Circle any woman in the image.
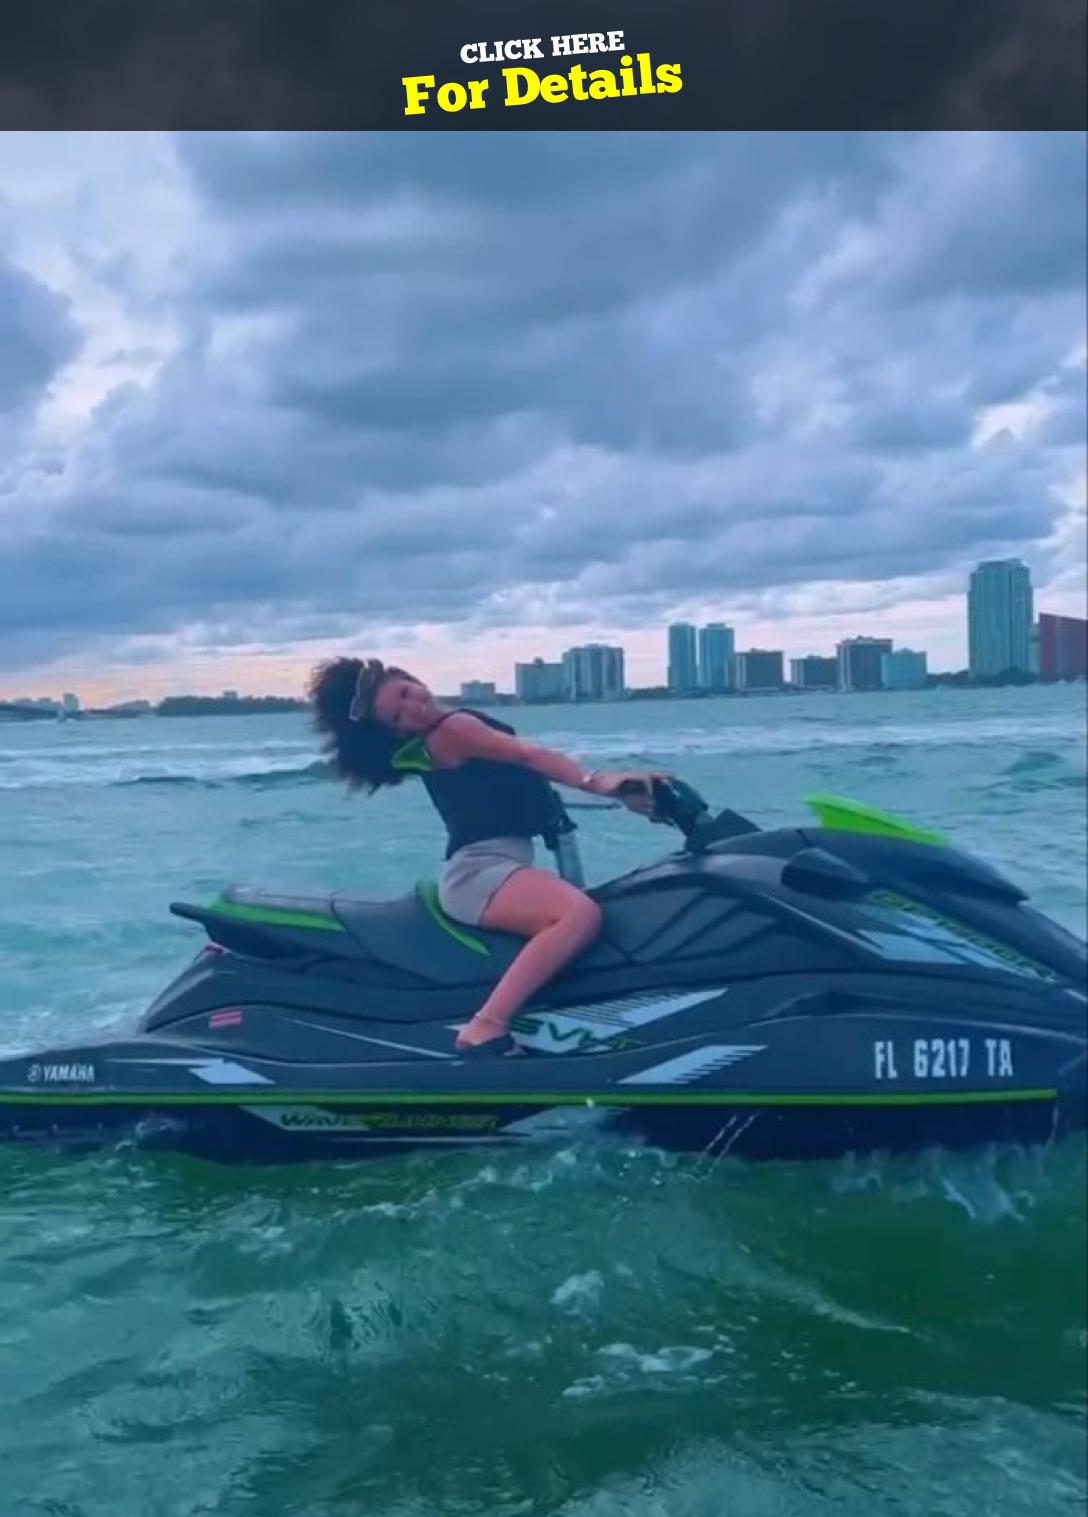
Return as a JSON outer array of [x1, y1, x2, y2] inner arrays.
[[308, 657, 661, 1056]]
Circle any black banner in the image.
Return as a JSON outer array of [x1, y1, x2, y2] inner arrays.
[[1, 0, 1085, 130]]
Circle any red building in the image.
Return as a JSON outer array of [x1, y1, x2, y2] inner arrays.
[[1037, 613, 1088, 680]]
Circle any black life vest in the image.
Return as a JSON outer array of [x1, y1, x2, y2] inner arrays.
[[393, 709, 561, 859]]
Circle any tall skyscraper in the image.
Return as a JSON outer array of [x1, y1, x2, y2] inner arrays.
[[562, 644, 625, 700], [837, 637, 893, 692], [667, 623, 698, 691], [697, 623, 735, 691], [968, 559, 1033, 677]]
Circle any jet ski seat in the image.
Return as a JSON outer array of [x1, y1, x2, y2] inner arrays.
[[173, 880, 638, 985], [334, 883, 524, 975], [172, 883, 527, 983]]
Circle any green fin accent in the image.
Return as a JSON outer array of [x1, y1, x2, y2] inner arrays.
[[392, 737, 435, 773], [415, 880, 491, 955], [6, 1089, 1059, 1110], [804, 794, 947, 847], [209, 896, 347, 932]]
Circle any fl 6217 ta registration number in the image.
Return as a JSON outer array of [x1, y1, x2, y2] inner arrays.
[[872, 1037, 1014, 1081]]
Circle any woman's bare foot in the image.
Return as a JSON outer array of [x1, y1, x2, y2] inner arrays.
[[454, 1013, 511, 1051]]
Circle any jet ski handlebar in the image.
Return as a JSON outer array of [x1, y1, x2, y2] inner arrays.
[[550, 777, 758, 882], [613, 776, 762, 850]]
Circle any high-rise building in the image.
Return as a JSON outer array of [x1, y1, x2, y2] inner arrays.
[[460, 680, 497, 703], [61, 692, 80, 713], [735, 649, 784, 690], [789, 656, 839, 690], [837, 637, 893, 692], [881, 649, 928, 690], [667, 623, 698, 691], [968, 559, 1033, 677], [562, 644, 625, 701], [1037, 613, 1088, 681], [697, 623, 735, 691], [515, 658, 565, 702]]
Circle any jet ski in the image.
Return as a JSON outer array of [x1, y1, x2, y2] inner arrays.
[[0, 779, 1084, 1164]]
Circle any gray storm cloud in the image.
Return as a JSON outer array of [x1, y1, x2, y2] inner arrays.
[[0, 130, 1083, 672]]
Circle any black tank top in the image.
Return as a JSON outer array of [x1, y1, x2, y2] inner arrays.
[[393, 709, 560, 859]]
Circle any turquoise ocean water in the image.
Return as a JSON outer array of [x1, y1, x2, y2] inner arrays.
[[1, 686, 1085, 1515]]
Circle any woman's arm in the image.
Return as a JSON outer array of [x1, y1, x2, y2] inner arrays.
[[427, 712, 598, 790], [426, 712, 663, 811]]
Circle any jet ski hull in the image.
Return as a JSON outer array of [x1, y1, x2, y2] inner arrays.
[[0, 1069, 1077, 1164], [2, 809, 1084, 1165], [1, 978, 1082, 1163]]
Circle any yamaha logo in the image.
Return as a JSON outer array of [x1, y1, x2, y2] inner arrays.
[[25, 1061, 96, 1085]]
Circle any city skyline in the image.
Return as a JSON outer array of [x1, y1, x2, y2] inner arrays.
[[0, 133, 1084, 707], [4, 561, 1080, 706], [10, 567, 1086, 711]]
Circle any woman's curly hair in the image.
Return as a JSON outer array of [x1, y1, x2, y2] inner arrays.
[[308, 656, 420, 792]]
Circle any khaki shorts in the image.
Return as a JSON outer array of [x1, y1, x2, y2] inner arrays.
[[437, 836, 535, 926]]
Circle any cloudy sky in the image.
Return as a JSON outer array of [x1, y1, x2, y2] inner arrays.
[[0, 131, 1084, 703]]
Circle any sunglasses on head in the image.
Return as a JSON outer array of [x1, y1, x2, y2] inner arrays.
[[348, 662, 384, 723]]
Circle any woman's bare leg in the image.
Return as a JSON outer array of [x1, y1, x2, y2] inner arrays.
[[454, 867, 603, 1049]]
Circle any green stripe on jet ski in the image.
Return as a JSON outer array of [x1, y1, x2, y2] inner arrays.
[[208, 897, 346, 932], [416, 881, 490, 955], [1, 1089, 1058, 1108]]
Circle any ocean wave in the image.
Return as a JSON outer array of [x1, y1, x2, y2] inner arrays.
[[990, 748, 1087, 795], [542, 717, 1083, 760], [0, 753, 330, 792], [115, 759, 331, 790], [0, 706, 1083, 790], [1001, 752, 1062, 776], [1003, 750, 1065, 776]]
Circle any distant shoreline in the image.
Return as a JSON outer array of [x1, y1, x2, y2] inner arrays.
[[2, 674, 1083, 723]]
